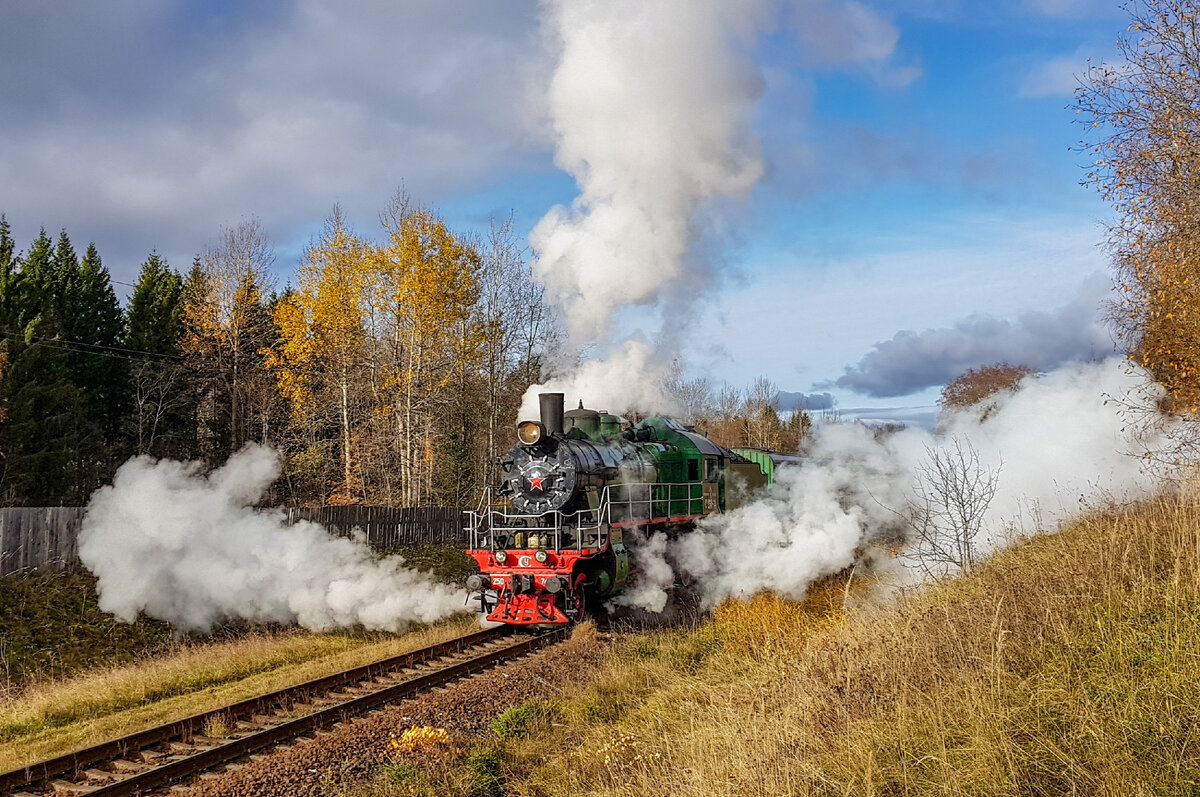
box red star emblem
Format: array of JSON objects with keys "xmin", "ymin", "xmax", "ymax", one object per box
[{"xmin": 528, "ymin": 476, "xmax": 546, "ymax": 491}]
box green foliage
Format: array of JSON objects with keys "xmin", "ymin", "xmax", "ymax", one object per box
[
  {"xmin": 124, "ymin": 254, "xmax": 195, "ymax": 458},
  {"xmin": 70, "ymin": 242, "xmax": 131, "ymax": 443},
  {"xmin": 0, "ymin": 227, "xmax": 135, "ymax": 501},
  {"xmin": 0, "ymin": 339, "xmax": 92, "ymax": 504},
  {"xmin": 125, "ymin": 253, "xmax": 184, "ymax": 355},
  {"xmin": 0, "ymin": 572, "xmax": 171, "ymax": 688},
  {"xmin": 491, "ymin": 698, "xmax": 556, "ymax": 741},
  {"xmin": 459, "ymin": 746, "xmax": 506, "ymax": 797}
]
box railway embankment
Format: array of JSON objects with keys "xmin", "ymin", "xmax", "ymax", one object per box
[
  {"xmin": 323, "ymin": 489, "xmax": 1199, "ymax": 797},
  {"xmin": 485, "ymin": 488, "xmax": 1200, "ymax": 796}
]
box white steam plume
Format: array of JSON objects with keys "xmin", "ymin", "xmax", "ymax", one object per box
[
  {"xmin": 610, "ymin": 530, "xmax": 675, "ymax": 613},
  {"xmin": 518, "ymin": 338, "xmax": 678, "ymax": 420},
  {"xmin": 79, "ymin": 445, "xmax": 463, "ymax": 632},
  {"xmin": 530, "ymin": 0, "xmax": 766, "ymax": 346},
  {"xmin": 632, "ymin": 360, "xmax": 1167, "ymax": 610}
]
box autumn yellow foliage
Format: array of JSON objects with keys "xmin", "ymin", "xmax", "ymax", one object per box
[
  {"xmin": 262, "ymin": 195, "xmax": 486, "ymax": 504},
  {"xmin": 1075, "ymin": 0, "xmax": 1200, "ymax": 410}
]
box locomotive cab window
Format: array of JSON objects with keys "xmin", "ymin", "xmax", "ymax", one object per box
[
  {"xmin": 705, "ymin": 458, "xmax": 718, "ymax": 482},
  {"xmin": 688, "ymin": 458, "xmax": 699, "ymax": 481}
]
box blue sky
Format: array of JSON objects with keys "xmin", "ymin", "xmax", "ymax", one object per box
[{"xmin": 0, "ymin": 0, "xmax": 1133, "ymax": 411}]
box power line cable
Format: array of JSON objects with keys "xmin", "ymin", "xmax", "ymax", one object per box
[
  {"xmin": 20, "ymin": 333, "xmax": 184, "ymax": 363},
  {"xmin": 29, "ymin": 333, "xmax": 184, "ymax": 361}
]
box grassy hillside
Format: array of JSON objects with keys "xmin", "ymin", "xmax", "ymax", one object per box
[
  {"xmin": 0, "ymin": 573, "xmax": 173, "ymax": 689},
  {"xmin": 508, "ymin": 491, "xmax": 1200, "ymax": 795},
  {"xmin": 0, "ymin": 543, "xmax": 473, "ymax": 692},
  {"xmin": 359, "ymin": 490, "xmax": 1200, "ymax": 796}
]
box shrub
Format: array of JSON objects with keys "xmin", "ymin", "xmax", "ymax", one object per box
[
  {"xmin": 491, "ymin": 699, "xmax": 556, "ymax": 741},
  {"xmin": 460, "ymin": 746, "xmax": 506, "ymax": 797}
]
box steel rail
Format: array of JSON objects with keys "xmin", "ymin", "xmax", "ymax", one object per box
[{"xmin": 1, "ymin": 626, "xmax": 566, "ymax": 796}]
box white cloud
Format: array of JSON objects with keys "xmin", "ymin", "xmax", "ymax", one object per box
[
  {"xmin": 787, "ymin": 0, "xmax": 923, "ymax": 87},
  {"xmin": 0, "ymin": 1, "xmax": 549, "ymax": 281},
  {"xmin": 833, "ymin": 273, "xmax": 1115, "ymax": 397},
  {"xmin": 688, "ymin": 209, "xmax": 1112, "ymax": 396},
  {"xmin": 1019, "ymin": 50, "xmax": 1092, "ymax": 98},
  {"xmin": 1022, "ymin": 0, "xmax": 1121, "ymax": 18}
]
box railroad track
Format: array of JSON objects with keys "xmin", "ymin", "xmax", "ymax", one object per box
[{"xmin": 1, "ymin": 625, "xmax": 569, "ymax": 797}]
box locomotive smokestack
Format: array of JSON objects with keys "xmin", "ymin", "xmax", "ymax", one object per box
[{"xmin": 539, "ymin": 392, "xmax": 565, "ymax": 436}]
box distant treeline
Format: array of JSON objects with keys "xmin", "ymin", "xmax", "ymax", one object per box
[
  {"xmin": 0, "ymin": 196, "xmax": 557, "ymax": 507},
  {"xmin": 0, "ymin": 194, "xmax": 815, "ymax": 509}
]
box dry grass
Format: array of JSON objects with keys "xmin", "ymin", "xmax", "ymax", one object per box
[
  {"xmin": 0, "ymin": 614, "xmax": 477, "ymax": 772},
  {"xmin": 500, "ymin": 489, "xmax": 1200, "ymax": 796}
]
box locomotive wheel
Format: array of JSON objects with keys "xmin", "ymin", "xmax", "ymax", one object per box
[{"xmin": 572, "ymin": 584, "xmax": 588, "ymax": 622}]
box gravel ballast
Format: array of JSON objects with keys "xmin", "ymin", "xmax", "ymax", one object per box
[{"xmin": 183, "ymin": 628, "xmax": 610, "ymax": 797}]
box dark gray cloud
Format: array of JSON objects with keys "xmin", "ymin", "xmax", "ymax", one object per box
[
  {"xmin": 0, "ymin": 0, "xmax": 547, "ymax": 285},
  {"xmin": 777, "ymin": 390, "xmax": 835, "ymax": 411},
  {"xmin": 832, "ymin": 273, "xmax": 1116, "ymax": 398}
]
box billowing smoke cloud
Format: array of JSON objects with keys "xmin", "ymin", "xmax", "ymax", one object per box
[
  {"xmin": 834, "ymin": 273, "xmax": 1115, "ymax": 398},
  {"xmin": 517, "ymin": 338, "xmax": 679, "ymax": 420},
  {"xmin": 529, "ymin": 0, "xmax": 767, "ymax": 346},
  {"xmin": 786, "ymin": 0, "xmax": 921, "ymax": 87},
  {"xmin": 526, "ymin": 0, "xmax": 919, "ymax": 404},
  {"xmin": 79, "ymin": 445, "xmax": 462, "ymax": 632},
  {"xmin": 624, "ymin": 359, "xmax": 1164, "ymax": 609}
]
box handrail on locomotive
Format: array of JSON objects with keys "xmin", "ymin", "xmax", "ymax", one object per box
[{"xmin": 464, "ymin": 480, "xmax": 706, "ymax": 552}]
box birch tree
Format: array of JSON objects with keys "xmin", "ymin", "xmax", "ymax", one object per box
[{"xmin": 266, "ymin": 210, "xmax": 371, "ymax": 501}]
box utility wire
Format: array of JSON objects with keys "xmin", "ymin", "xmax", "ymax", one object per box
[
  {"xmin": 25, "ymin": 339, "xmax": 176, "ymax": 365},
  {"xmin": 28, "ymin": 333, "xmax": 184, "ymax": 361},
  {"xmin": 19, "ymin": 333, "xmax": 185, "ymax": 363}
]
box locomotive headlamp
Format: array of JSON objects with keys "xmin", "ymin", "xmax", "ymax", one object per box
[
  {"xmin": 516, "ymin": 421, "xmax": 545, "ymax": 446},
  {"xmin": 534, "ymin": 549, "xmax": 548, "ymax": 563},
  {"xmin": 494, "ymin": 550, "xmax": 508, "ymax": 564}
]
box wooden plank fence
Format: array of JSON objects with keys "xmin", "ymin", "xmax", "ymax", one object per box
[
  {"xmin": 282, "ymin": 506, "xmax": 465, "ymax": 549},
  {"xmin": 0, "ymin": 507, "xmax": 85, "ymax": 577},
  {"xmin": 0, "ymin": 505, "xmax": 465, "ymax": 577}
]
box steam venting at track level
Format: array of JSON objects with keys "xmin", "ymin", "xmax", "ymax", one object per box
[{"xmin": 79, "ymin": 444, "xmax": 462, "ymax": 632}]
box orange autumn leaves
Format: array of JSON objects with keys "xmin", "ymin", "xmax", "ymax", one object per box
[{"xmin": 1075, "ymin": 0, "xmax": 1200, "ymax": 411}]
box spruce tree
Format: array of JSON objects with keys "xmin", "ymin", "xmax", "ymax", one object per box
[
  {"xmin": 15, "ymin": 229, "xmax": 53, "ymax": 333},
  {"xmin": 125, "ymin": 254, "xmax": 195, "ymax": 457},
  {"xmin": 73, "ymin": 244, "xmax": 130, "ymax": 448},
  {"xmin": 0, "ymin": 215, "xmax": 20, "ymax": 335},
  {"xmin": 126, "ymin": 254, "xmax": 183, "ymax": 353},
  {"xmin": 0, "ymin": 230, "xmax": 125, "ymax": 502},
  {"xmin": 0, "ymin": 336, "xmax": 88, "ymax": 505}
]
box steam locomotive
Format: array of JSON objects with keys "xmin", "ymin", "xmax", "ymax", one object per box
[{"xmin": 464, "ymin": 393, "xmax": 772, "ymax": 626}]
